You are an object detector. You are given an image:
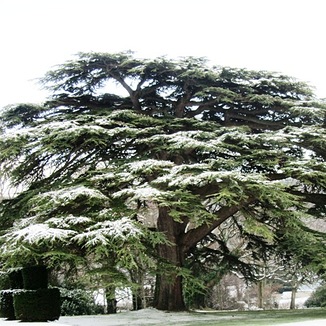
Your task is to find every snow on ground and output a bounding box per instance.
[1,309,231,326]
[277,321,326,326]
[1,309,326,326]
[278,291,312,309]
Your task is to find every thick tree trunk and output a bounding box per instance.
[153,202,247,311]
[154,207,187,311]
[155,268,185,311]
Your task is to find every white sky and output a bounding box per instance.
[0,0,325,109]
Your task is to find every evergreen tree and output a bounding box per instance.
[0,52,325,311]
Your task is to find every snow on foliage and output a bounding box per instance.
[113,184,164,201]
[153,167,270,188]
[30,186,109,210]
[1,126,39,141]
[293,125,325,138]
[1,119,143,148]
[285,160,326,180]
[105,109,136,119]
[2,213,141,254]
[165,171,223,188]
[290,104,326,121]
[127,159,174,174]
[6,223,77,245]
[91,171,134,184]
[40,120,112,136]
[72,217,142,247]
[141,130,217,151]
[13,216,39,228]
[47,215,92,228]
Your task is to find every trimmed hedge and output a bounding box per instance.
[9,270,23,289]
[0,290,17,320]
[22,265,48,290]
[0,273,10,291]
[13,288,60,322]
[1,266,61,322]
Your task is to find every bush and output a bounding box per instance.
[13,288,60,322]
[305,283,326,308]
[0,290,17,320]
[8,269,24,289]
[60,288,103,316]
[22,265,48,290]
[0,272,10,291]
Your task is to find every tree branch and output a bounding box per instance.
[181,198,255,253]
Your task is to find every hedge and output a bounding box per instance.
[8,270,24,289]
[13,288,60,322]
[0,290,17,320]
[22,265,48,290]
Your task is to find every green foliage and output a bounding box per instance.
[305,283,326,307]
[0,104,45,128]
[59,288,103,316]
[0,273,10,290]
[0,52,325,310]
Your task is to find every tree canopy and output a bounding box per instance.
[0,52,325,311]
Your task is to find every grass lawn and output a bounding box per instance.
[185,308,326,326]
[58,308,326,326]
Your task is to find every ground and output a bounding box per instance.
[1,309,326,326]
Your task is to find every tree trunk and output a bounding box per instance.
[154,207,187,311]
[129,268,145,310]
[105,286,117,314]
[153,202,250,311]
[132,292,143,311]
[155,268,185,311]
[258,280,264,309]
[290,287,297,310]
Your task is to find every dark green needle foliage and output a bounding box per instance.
[0,52,325,311]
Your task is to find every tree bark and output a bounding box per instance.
[290,286,297,310]
[154,207,187,311]
[181,203,250,252]
[129,268,146,310]
[257,280,264,309]
[153,201,252,311]
[105,286,117,314]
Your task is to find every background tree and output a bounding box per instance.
[0,52,325,311]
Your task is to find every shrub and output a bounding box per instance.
[0,272,10,291]
[0,290,17,320]
[22,265,48,290]
[8,269,23,289]
[60,288,103,316]
[13,288,60,322]
[305,283,326,308]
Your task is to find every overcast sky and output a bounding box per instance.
[0,0,325,108]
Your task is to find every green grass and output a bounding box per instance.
[179,308,326,326]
